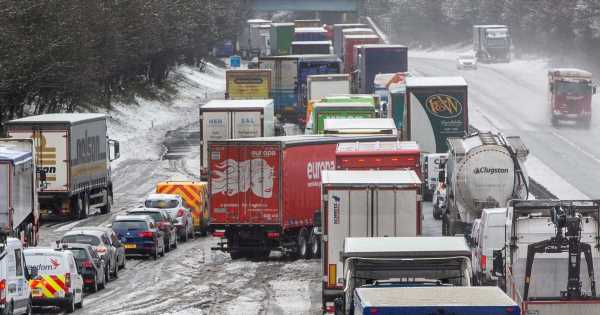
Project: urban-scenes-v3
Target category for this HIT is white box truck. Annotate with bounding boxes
[0,139,40,245]
[6,114,120,220]
[306,74,351,104]
[320,169,422,310]
[199,99,275,179]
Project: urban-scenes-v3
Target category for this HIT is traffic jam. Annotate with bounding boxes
[0,12,598,315]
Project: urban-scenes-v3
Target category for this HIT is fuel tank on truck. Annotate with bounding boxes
[444,132,529,235]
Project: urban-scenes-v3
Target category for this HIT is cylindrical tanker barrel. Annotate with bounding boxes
[443,132,529,235]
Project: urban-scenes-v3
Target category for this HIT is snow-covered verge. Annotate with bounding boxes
[105,63,225,168]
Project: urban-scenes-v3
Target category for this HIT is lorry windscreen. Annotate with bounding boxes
[556,81,591,95]
[486,37,508,47]
[145,199,178,209]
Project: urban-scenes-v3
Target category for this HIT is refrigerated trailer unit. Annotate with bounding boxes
[321,170,422,309]
[208,135,397,260]
[6,114,119,219]
[199,99,275,178]
[0,139,39,245]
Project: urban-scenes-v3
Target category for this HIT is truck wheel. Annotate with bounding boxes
[297,229,309,259]
[309,232,320,259]
[100,189,112,214]
[78,194,88,219]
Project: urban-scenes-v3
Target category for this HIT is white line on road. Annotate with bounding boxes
[551,130,600,166]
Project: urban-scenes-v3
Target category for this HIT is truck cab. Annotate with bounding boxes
[473,25,511,63]
[548,68,596,128]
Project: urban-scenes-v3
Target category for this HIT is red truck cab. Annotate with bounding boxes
[548,68,596,128]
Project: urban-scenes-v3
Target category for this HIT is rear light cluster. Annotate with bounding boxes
[95,246,107,254]
[481,255,487,270]
[0,279,5,304]
[177,208,185,217]
[267,232,280,239]
[138,231,154,238]
[212,230,225,238]
[82,260,93,268]
[65,273,71,289]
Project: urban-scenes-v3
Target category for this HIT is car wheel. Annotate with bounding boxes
[98,272,105,290]
[112,262,119,279]
[173,236,178,249]
[120,256,126,270]
[25,299,32,315]
[90,275,98,293]
[105,264,110,283]
[75,294,83,309]
[65,296,75,313]
[183,229,189,242]
[164,238,170,253]
[160,243,165,257]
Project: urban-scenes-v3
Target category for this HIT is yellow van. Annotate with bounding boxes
[155,181,209,235]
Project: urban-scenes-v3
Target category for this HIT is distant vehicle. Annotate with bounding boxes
[306,74,351,107]
[353,287,519,315]
[457,53,478,70]
[61,243,106,292]
[422,153,448,201]
[432,183,447,220]
[25,247,84,313]
[473,25,511,63]
[355,44,408,94]
[548,68,596,128]
[0,237,33,315]
[270,23,294,56]
[127,209,177,252]
[6,113,120,219]
[111,215,165,260]
[332,24,367,58]
[322,118,397,136]
[72,226,126,270]
[156,181,210,236]
[60,229,117,282]
[469,208,506,285]
[144,194,194,242]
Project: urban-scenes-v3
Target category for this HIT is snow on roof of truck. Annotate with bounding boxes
[0,147,32,164]
[355,286,517,307]
[334,23,366,28]
[201,99,273,110]
[294,27,326,33]
[313,102,374,109]
[321,170,421,185]
[292,40,332,44]
[342,236,470,258]
[7,113,106,125]
[344,34,380,39]
[336,141,420,154]
[271,22,294,26]
[342,28,374,33]
[247,19,271,24]
[357,44,407,49]
[548,68,592,78]
[323,118,396,131]
[406,76,467,87]
[211,134,397,146]
[473,24,508,28]
[308,74,350,80]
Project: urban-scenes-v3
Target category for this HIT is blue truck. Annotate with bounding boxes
[354,287,520,315]
[259,54,341,123]
[356,44,408,94]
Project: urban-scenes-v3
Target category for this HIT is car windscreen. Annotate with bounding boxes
[130,212,163,222]
[112,220,148,230]
[61,234,101,246]
[68,248,89,260]
[145,199,178,209]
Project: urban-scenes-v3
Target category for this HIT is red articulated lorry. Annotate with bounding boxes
[209,135,395,260]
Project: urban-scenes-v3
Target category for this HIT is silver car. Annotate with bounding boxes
[144,194,194,242]
[457,53,478,70]
[61,228,119,282]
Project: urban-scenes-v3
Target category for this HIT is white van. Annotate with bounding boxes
[24,247,84,313]
[0,238,32,315]
[470,208,507,285]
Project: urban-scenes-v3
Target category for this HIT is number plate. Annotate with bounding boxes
[124,244,136,249]
[32,288,42,296]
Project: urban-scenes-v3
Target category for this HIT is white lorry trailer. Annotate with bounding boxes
[332,236,473,315]
[320,170,422,312]
[199,99,275,179]
[0,139,39,245]
[306,74,351,103]
[495,199,600,315]
[443,132,529,235]
[6,114,119,220]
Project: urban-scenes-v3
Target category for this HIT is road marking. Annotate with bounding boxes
[550,130,600,166]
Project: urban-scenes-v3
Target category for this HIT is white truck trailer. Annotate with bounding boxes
[306,74,351,103]
[495,199,600,315]
[199,99,275,179]
[0,139,39,245]
[443,132,529,235]
[6,114,120,220]
[320,170,422,312]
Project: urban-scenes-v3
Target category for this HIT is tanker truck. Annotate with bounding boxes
[442,132,529,236]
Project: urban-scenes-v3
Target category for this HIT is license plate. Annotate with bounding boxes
[32,288,42,296]
[124,244,136,249]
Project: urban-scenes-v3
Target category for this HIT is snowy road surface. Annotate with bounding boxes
[409,55,598,199]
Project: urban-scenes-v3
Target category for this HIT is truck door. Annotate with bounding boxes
[9,129,69,192]
[232,111,263,139]
[201,111,230,169]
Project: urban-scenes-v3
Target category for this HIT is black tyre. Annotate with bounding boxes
[309,232,320,259]
[100,189,112,214]
[112,262,118,279]
[173,236,178,249]
[98,272,105,290]
[65,296,75,313]
[164,238,170,253]
[90,275,98,293]
[297,229,309,259]
[105,264,110,283]
[153,247,159,260]
[79,193,89,219]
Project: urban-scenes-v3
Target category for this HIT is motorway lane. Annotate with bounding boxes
[409,56,600,199]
